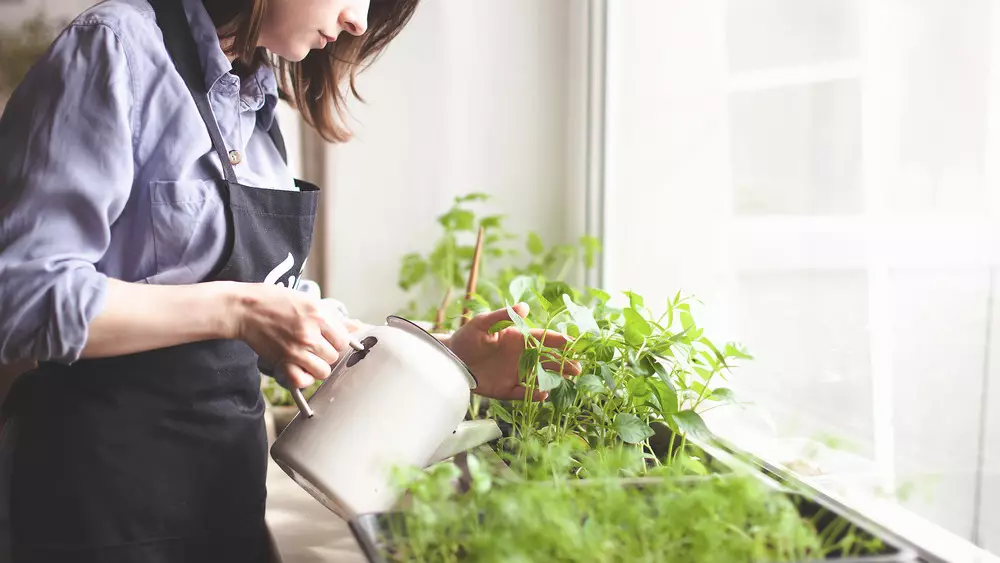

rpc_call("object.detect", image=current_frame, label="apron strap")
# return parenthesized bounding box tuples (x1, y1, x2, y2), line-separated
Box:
(148, 0, 240, 185)
(268, 120, 288, 165)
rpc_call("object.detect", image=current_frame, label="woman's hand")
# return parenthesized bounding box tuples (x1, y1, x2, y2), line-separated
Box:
(446, 303, 581, 401)
(232, 284, 354, 389)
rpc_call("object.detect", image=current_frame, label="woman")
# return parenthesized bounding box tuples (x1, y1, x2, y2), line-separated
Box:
(0, 0, 576, 561)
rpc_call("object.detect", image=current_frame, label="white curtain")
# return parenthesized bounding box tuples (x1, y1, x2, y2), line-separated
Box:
(603, 0, 1000, 552)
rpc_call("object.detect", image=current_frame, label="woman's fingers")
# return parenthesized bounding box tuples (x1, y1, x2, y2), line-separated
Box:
(292, 350, 336, 384)
(318, 317, 353, 353)
(308, 331, 341, 366)
(530, 328, 572, 349)
(280, 361, 315, 390)
(509, 385, 548, 402)
(474, 303, 530, 330)
(541, 359, 582, 376)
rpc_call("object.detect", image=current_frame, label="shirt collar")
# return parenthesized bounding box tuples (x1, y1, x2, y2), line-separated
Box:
(248, 65, 280, 131)
(179, 0, 279, 128)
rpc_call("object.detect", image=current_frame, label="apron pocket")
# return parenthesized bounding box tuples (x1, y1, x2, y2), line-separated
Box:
(146, 180, 224, 285)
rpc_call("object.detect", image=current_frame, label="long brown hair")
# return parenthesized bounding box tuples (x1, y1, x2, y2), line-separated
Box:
(203, 0, 419, 143)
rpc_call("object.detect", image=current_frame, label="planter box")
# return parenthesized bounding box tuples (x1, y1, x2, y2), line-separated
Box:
(346, 422, 921, 562)
(348, 478, 919, 563)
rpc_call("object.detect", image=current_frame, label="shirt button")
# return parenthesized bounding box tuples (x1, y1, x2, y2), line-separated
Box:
(229, 150, 242, 165)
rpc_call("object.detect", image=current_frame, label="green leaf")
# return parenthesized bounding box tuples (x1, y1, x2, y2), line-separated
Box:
(537, 362, 564, 391)
(614, 413, 655, 444)
(506, 303, 532, 336)
(694, 366, 713, 382)
(488, 401, 514, 424)
(678, 455, 708, 476)
(651, 379, 679, 414)
(518, 348, 541, 382)
(724, 343, 754, 360)
(438, 209, 476, 232)
(625, 377, 653, 401)
(710, 387, 736, 402)
(543, 281, 574, 305)
(680, 311, 695, 332)
(479, 215, 503, 229)
(579, 235, 601, 269)
(566, 323, 580, 339)
(549, 378, 576, 409)
(428, 238, 456, 283)
(527, 232, 544, 256)
(563, 294, 600, 335)
(635, 355, 657, 377)
(508, 275, 535, 304)
(463, 298, 491, 318)
(698, 348, 721, 370)
(624, 291, 644, 309)
(398, 253, 428, 291)
(588, 287, 611, 305)
(488, 320, 515, 334)
(623, 307, 652, 347)
(600, 364, 617, 390)
(691, 380, 707, 397)
(529, 288, 552, 312)
(576, 373, 605, 394)
(456, 192, 489, 203)
(671, 410, 711, 440)
(648, 356, 668, 379)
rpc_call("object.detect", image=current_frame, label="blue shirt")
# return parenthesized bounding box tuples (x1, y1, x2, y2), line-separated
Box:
(0, 0, 297, 365)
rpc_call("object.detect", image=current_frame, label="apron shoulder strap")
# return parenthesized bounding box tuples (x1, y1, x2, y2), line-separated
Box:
(150, 0, 287, 181)
(268, 120, 288, 165)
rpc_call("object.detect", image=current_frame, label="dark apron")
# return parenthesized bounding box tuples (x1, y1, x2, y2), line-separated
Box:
(3, 0, 320, 560)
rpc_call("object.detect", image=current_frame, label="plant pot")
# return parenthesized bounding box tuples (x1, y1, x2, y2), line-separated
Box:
(348, 477, 920, 563)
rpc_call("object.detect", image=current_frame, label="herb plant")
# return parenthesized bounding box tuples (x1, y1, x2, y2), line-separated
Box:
(379, 442, 887, 562)
(397, 193, 599, 333)
(370, 194, 890, 562)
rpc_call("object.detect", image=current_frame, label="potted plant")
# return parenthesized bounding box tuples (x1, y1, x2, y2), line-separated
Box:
(347, 194, 923, 561)
(351, 444, 916, 562)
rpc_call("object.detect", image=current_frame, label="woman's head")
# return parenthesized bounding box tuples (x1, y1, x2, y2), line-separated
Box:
(203, 0, 419, 142)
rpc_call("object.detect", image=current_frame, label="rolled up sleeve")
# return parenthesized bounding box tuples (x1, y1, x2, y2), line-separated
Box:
(0, 21, 134, 365)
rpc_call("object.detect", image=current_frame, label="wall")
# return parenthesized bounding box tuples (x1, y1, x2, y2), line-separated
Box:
(0, 0, 98, 24)
(317, 0, 576, 322)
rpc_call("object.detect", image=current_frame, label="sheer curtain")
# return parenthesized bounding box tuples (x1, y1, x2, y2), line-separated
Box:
(603, 0, 1000, 552)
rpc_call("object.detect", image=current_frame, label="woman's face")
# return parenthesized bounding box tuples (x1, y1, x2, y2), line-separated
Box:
(259, 0, 371, 61)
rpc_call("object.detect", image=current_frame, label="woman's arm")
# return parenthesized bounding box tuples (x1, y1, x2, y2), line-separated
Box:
(82, 279, 354, 389)
(80, 279, 239, 358)
(0, 22, 133, 366)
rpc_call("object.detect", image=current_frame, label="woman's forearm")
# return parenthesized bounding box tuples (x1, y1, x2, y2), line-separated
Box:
(81, 279, 241, 359)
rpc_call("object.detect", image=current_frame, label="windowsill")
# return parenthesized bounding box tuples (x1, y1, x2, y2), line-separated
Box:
(703, 410, 1000, 563)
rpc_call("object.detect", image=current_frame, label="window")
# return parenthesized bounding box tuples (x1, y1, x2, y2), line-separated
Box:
(604, 0, 1000, 554)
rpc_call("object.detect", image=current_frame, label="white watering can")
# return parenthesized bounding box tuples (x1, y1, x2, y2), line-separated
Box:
(269, 315, 502, 521)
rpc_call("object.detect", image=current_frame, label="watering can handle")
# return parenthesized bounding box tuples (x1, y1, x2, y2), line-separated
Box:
(289, 338, 366, 418)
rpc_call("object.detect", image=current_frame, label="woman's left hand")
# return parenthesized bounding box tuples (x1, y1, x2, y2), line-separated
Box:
(446, 303, 581, 402)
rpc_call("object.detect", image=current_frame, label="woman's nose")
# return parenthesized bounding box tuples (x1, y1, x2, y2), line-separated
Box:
(339, 8, 367, 36)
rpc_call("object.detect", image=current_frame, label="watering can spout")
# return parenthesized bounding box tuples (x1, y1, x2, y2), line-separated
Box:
(426, 419, 503, 466)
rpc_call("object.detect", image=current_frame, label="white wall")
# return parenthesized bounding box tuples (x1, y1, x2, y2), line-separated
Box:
(319, 0, 575, 322)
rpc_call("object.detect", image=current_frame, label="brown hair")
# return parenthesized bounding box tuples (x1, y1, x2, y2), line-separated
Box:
(203, 0, 419, 143)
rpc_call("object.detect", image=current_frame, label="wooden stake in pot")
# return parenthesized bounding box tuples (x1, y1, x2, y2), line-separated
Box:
(460, 226, 486, 327)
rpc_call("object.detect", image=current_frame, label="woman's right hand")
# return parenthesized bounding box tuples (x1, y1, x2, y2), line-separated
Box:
(231, 283, 354, 390)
